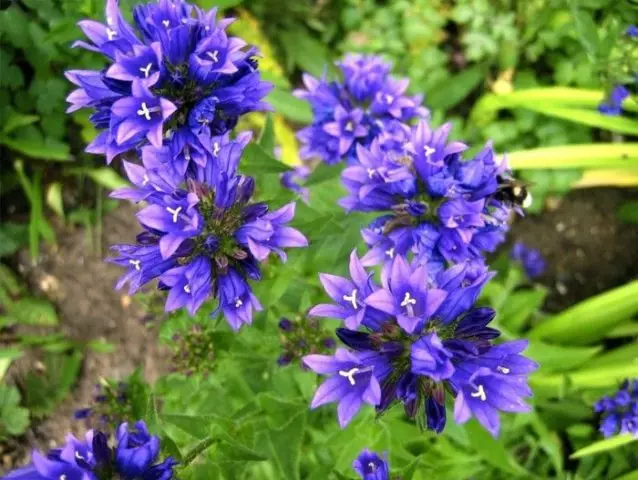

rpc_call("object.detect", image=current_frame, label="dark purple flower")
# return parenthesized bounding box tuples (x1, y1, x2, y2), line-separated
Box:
(594, 379, 638, 438)
(598, 85, 630, 116)
(217, 269, 263, 331)
(352, 448, 390, 480)
(627, 25, 638, 37)
(323, 106, 368, 156)
(159, 256, 212, 315)
(410, 333, 454, 381)
(116, 421, 160, 477)
(280, 166, 310, 204)
(511, 242, 546, 279)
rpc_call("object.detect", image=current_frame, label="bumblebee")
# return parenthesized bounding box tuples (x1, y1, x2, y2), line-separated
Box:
(494, 176, 533, 209)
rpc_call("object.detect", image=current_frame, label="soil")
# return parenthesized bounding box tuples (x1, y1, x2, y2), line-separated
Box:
(509, 187, 638, 312)
(0, 204, 171, 474)
(1, 187, 638, 474)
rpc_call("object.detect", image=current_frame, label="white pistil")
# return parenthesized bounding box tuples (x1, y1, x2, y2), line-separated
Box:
(367, 168, 376, 179)
(166, 206, 182, 223)
(423, 145, 436, 157)
(137, 102, 152, 121)
(207, 50, 219, 63)
(338, 367, 360, 386)
(183, 284, 191, 293)
(106, 28, 117, 41)
(470, 384, 487, 401)
(142, 174, 150, 185)
(61, 476, 67, 480)
(184, 145, 191, 161)
(400, 291, 416, 316)
(385, 94, 394, 104)
(75, 451, 84, 460)
(234, 298, 243, 308)
(129, 259, 141, 271)
(213, 141, 221, 157)
(368, 462, 376, 471)
(344, 121, 354, 132)
(385, 247, 395, 258)
(139, 63, 153, 78)
(497, 366, 510, 374)
(162, 19, 170, 27)
(343, 289, 358, 310)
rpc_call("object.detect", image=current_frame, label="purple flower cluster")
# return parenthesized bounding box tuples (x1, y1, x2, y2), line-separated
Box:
(4, 421, 175, 480)
(598, 85, 629, 116)
(303, 252, 537, 436)
(341, 121, 518, 274)
(511, 242, 546, 279)
(294, 54, 428, 165)
(353, 449, 390, 480)
(108, 134, 307, 330)
(595, 380, 638, 438)
(67, 0, 271, 165)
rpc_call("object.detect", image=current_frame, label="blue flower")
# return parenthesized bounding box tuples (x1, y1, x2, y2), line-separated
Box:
(305, 254, 537, 436)
(511, 242, 546, 279)
(628, 25, 638, 38)
(303, 348, 390, 427)
(3, 421, 175, 480)
(352, 448, 390, 480)
(598, 85, 630, 116)
(594, 380, 638, 437)
(68, 0, 272, 165)
(217, 268, 263, 331)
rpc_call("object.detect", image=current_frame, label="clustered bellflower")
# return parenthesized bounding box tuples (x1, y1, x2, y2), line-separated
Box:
(594, 379, 638, 438)
(353, 449, 390, 480)
(69, 0, 308, 330)
(511, 242, 546, 279)
(67, 0, 271, 166)
(304, 252, 538, 436)
(341, 120, 520, 275)
(108, 134, 307, 330)
(294, 54, 428, 165)
(3, 421, 176, 480)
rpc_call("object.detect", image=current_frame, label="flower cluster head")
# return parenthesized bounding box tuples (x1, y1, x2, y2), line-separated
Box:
(304, 251, 538, 436)
(594, 380, 638, 438)
(67, 0, 271, 165)
(4, 420, 176, 480)
(74, 380, 133, 429)
(353, 449, 390, 480)
(511, 242, 546, 279)
(341, 121, 521, 275)
(170, 323, 216, 376)
(294, 54, 428, 165)
(276, 316, 336, 367)
(108, 134, 307, 331)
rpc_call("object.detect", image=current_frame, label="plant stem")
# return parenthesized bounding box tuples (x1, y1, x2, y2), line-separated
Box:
(179, 435, 217, 469)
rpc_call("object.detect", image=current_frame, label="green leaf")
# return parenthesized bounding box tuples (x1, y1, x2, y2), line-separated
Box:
(526, 341, 601, 374)
(522, 106, 638, 136)
(46, 182, 64, 218)
(533, 363, 638, 390)
(618, 202, 638, 224)
(0, 223, 28, 257)
(86, 338, 115, 353)
(67, 168, 129, 190)
(528, 281, 638, 344)
(241, 143, 289, 174)
(0, 385, 29, 439)
(258, 114, 276, 156)
(8, 297, 58, 326)
(499, 287, 547, 332)
(570, 435, 637, 459)
(569, 1, 599, 60)
(2, 111, 39, 134)
(161, 414, 216, 440)
(280, 29, 334, 78)
(427, 65, 486, 111)
(267, 89, 312, 124)
(464, 420, 529, 476)
(0, 134, 70, 161)
(508, 144, 638, 170)
(265, 410, 306, 480)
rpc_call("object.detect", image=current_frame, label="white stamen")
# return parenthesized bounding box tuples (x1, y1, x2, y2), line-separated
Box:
(205, 25, 210, 31)
(338, 367, 360, 386)
(181, 18, 187, 24)
(137, 102, 152, 121)
(384, 94, 394, 104)
(522, 192, 533, 209)
(470, 384, 487, 401)
(183, 284, 191, 293)
(234, 298, 243, 308)
(129, 259, 141, 271)
(106, 28, 117, 41)
(184, 145, 191, 161)
(400, 292, 416, 308)
(142, 174, 150, 185)
(213, 141, 221, 157)
(367, 168, 376, 179)
(497, 366, 510, 374)
(162, 19, 170, 27)
(207, 50, 219, 63)
(368, 462, 376, 471)
(75, 451, 84, 460)
(139, 63, 153, 78)
(373, 227, 383, 234)
(106, 15, 113, 26)
(423, 145, 436, 157)
(343, 289, 358, 310)
(385, 247, 395, 258)
(166, 206, 182, 223)
(344, 121, 354, 132)
(61, 476, 67, 480)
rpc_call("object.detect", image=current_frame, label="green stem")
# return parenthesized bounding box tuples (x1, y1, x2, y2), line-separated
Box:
(178, 435, 218, 469)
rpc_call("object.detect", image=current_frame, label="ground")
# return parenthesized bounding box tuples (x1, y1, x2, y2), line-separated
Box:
(1, 187, 637, 473)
